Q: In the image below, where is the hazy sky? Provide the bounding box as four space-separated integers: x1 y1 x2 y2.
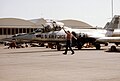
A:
0 0 120 27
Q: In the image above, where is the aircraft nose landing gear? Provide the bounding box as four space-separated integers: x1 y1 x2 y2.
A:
110 45 117 52
57 44 62 51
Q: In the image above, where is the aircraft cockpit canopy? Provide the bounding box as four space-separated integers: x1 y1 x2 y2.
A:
52 21 64 31
44 24 53 32
42 21 64 32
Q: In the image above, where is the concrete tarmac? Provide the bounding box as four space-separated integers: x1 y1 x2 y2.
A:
0 46 120 81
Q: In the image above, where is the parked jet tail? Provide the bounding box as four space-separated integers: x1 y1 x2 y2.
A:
97 15 120 51
104 15 120 37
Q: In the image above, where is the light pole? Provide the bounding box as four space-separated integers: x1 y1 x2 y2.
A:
111 0 113 18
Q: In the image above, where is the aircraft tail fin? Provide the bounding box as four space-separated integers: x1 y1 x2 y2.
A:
104 15 120 37
104 15 120 30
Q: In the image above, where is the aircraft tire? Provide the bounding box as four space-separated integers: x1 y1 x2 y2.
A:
77 41 84 50
77 46 82 50
57 44 61 51
95 43 100 50
110 45 117 52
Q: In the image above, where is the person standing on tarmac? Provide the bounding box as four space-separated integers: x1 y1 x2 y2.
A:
62 27 77 55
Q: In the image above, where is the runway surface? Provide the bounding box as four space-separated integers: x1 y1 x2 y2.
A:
0 46 120 81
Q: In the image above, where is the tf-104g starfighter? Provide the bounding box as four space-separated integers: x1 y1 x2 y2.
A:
3 15 120 51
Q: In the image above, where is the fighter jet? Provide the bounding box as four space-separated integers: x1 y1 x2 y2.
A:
2 15 120 51
96 15 120 51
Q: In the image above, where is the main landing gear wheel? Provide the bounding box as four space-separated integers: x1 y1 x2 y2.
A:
77 45 82 50
95 43 101 50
